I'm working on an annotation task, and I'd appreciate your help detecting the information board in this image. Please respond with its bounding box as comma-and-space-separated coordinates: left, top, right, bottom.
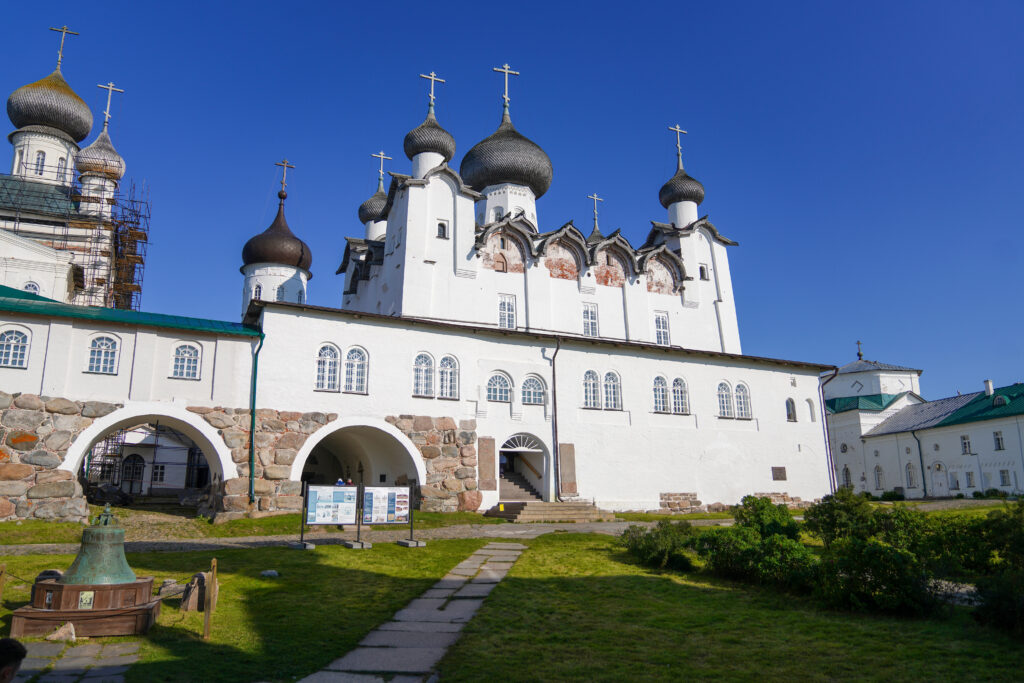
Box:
361, 487, 411, 524
306, 485, 358, 525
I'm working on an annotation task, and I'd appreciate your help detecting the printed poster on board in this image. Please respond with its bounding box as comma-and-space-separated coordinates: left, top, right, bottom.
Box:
306, 486, 358, 525
362, 487, 411, 524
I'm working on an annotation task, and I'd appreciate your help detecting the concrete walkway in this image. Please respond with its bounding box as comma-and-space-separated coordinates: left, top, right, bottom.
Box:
296, 542, 526, 682
15, 640, 139, 683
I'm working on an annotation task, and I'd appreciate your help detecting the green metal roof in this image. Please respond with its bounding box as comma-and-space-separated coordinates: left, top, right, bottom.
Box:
0, 285, 260, 338
825, 392, 906, 415
936, 384, 1024, 428
0, 175, 79, 218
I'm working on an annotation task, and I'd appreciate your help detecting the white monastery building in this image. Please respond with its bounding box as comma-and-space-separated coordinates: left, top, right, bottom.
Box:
0, 35, 835, 522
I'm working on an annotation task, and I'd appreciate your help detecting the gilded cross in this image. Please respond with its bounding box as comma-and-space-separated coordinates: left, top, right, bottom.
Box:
96, 82, 125, 128
493, 63, 520, 104
419, 71, 445, 104
587, 192, 604, 230
49, 25, 79, 71
371, 150, 392, 180
668, 124, 687, 167
856, 340, 863, 360
274, 159, 295, 192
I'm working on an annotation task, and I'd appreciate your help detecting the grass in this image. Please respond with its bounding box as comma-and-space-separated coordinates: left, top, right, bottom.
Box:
438, 534, 1024, 681
0, 505, 503, 545
1, 539, 485, 682
615, 511, 734, 522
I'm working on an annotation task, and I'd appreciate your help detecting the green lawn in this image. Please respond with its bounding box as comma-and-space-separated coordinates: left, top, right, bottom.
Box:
438, 534, 1024, 681
615, 511, 734, 522
1, 539, 485, 682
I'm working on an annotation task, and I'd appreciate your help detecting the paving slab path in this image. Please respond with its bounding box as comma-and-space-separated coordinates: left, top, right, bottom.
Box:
15, 640, 139, 683
296, 542, 528, 683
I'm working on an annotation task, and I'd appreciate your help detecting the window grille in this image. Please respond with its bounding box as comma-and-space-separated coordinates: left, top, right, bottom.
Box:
413, 353, 434, 396
583, 370, 600, 408
522, 377, 545, 405
34, 151, 45, 175
315, 345, 339, 391
172, 344, 200, 379
874, 465, 885, 490
654, 312, 670, 345
653, 377, 669, 413
672, 378, 689, 414
88, 336, 118, 374
582, 303, 599, 337
498, 294, 516, 329
735, 384, 752, 419
23, 282, 39, 294
994, 431, 1005, 451
961, 435, 971, 454
603, 373, 622, 410
0, 330, 29, 368
345, 348, 367, 393
254, 284, 262, 300
1000, 470, 1011, 486
906, 463, 917, 488
152, 464, 165, 483
487, 374, 511, 402
439, 356, 459, 399
717, 383, 734, 418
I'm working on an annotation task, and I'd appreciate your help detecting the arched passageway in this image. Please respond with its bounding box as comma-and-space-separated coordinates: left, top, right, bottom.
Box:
498, 433, 550, 501
294, 419, 425, 490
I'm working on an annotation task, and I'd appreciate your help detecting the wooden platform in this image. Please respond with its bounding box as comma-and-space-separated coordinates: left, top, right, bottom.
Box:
11, 601, 160, 638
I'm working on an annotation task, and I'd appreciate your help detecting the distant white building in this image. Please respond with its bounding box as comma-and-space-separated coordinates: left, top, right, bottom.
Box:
824, 353, 1024, 498
86, 425, 209, 497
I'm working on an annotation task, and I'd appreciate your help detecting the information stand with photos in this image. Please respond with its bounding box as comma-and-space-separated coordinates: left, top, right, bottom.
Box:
296, 483, 423, 549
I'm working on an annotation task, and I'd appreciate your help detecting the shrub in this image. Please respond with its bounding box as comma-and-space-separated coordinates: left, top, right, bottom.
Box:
692, 526, 761, 580
753, 534, 818, 592
973, 490, 986, 499
923, 514, 993, 578
984, 488, 1009, 499
879, 490, 905, 501
816, 537, 937, 615
974, 570, 1024, 634
955, 493, 965, 499
803, 487, 875, 548
619, 520, 696, 571
873, 506, 930, 555
732, 495, 800, 540
982, 499, 1024, 570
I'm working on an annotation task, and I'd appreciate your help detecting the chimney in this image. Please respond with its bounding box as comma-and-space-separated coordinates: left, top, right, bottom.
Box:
984, 379, 994, 396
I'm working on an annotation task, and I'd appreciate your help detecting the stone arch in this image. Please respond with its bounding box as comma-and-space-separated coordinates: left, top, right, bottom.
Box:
290, 416, 426, 487
60, 401, 235, 484
498, 432, 552, 501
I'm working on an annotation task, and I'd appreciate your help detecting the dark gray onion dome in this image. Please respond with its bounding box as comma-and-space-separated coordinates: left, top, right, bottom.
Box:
403, 104, 455, 161
75, 127, 125, 180
358, 178, 387, 224
7, 70, 93, 143
658, 164, 705, 208
459, 106, 553, 198
242, 191, 313, 272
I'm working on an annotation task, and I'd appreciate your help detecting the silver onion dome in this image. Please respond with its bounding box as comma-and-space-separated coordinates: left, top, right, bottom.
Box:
358, 178, 388, 224
404, 103, 455, 161
75, 127, 125, 180
7, 70, 93, 143
459, 105, 552, 198
242, 191, 313, 273
658, 165, 705, 208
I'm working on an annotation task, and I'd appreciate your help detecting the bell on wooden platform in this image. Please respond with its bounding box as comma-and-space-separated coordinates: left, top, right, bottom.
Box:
60, 504, 136, 585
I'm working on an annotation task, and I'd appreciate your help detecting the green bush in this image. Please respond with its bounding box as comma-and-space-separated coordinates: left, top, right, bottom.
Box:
974, 570, 1024, 634
873, 506, 930, 555
692, 526, 761, 580
817, 537, 937, 615
879, 490, 905, 501
692, 527, 817, 591
973, 490, 986, 499
984, 488, 1010, 499
803, 487, 875, 548
923, 514, 993, 578
732, 495, 800, 540
982, 499, 1024, 570
753, 534, 818, 592
619, 520, 696, 571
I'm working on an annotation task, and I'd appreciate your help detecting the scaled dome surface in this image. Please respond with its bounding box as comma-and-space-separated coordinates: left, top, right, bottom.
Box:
658, 166, 705, 208
75, 129, 125, 180
242, 192, 313, 273
459, 109, 552, 198
358, 184, 387, 224
404, 106, 455, 162
7, 70, 93, 142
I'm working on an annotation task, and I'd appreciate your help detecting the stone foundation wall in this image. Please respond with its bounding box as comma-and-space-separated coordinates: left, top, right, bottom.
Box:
752, 492, 813, 509
385, 415, 479, 513
0, 391, 119, 523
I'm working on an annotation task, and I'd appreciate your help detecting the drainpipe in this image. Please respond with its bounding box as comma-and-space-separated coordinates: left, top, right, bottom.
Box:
550, 338, 563, 501
912, 430, 928, 498
248, 333, 266, 504
819, 368, 839, 492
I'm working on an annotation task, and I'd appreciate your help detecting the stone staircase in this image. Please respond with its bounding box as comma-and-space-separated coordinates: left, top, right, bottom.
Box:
486, 473, 614, 522
498, 471, 542, 501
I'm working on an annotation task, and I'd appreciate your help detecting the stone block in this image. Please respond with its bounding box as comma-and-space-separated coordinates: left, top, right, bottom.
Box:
254, 478, 274, 495
420, 484, 448, 499
222, 495, 250, 511
278, 480, 302, 495
457, 430, 476, 444
0, 391, 11, 409
22, 450, 60, 468
231, 447, 248, 464
186, 406, 213, 414
425, 472, 445, 484
258, 495, 276, 511
435, 416, 457, 430
221, 430, 248, 449
257, 448, 275, 467
263, 465, 291, 480
464, 479, 478, 490
420, 445, 441, 459
0, 497, 14, 518
396, 418, 413, 431
6, 430, 39, 452
413, 416, 434, 432
3, 410, 47, 431
459, 419, 477, 431
262, 418, 286, 432
53, 414, 90, 432
27, 480, 75, 499
0, 462, 33, 480
31, 500, 65, 518
43, 430, 72, 451
14, 394, 44, 410
204, 411, 235, 429
63, 497, 88, 518
44, 398, 79, 415
279, 411, 302, 422
275, 448, 297, 465
36, 469, 72, 484
460, 445, 476, 458
81, 401, 117, 418
301, 412, 327, 425
328, 647, 448, 674
441, 445, 459, 458
443, 477, 461, 491
223, 478, 248, 495
276, 432, 306, 450
0, 480, 30, 496
454, 467, 475, 479
425, 431, 441, 446
458, 490, 483, 511
254, 432, 277, 448
254, 408, 278, 419
277, 495, 303, 510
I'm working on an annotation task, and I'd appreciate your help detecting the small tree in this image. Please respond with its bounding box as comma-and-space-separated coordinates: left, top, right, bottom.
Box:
732, 495, 800, 540
803, 486, 874, 548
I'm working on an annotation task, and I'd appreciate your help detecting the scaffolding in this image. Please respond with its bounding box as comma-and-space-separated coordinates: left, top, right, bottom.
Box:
0, 162, 150, 310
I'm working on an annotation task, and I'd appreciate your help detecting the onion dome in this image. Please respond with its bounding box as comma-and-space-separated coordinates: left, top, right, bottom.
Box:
75, 126, 125, 180
459, 104, 553, 198
7, 69, 93, 142
658, 160, 705, 208
358, 177, 388, 224
241, 191, 312, 273
404, 103, 455, 162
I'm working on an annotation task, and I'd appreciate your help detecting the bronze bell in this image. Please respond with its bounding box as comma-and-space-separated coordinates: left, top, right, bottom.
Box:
60, 504, 137, 585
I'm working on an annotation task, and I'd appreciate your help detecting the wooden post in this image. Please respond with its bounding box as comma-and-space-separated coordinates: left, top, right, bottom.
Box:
202, 558, 217, 640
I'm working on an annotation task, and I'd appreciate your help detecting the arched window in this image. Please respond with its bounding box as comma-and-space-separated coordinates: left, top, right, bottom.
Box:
487, 374, 511, 402
34, 151, 45, 175
297, 290, 304, 304
672, 378, 689, 414
0, 330, 29, 368
23, 282, 39, 294
276, 287, 287, 302
121, 454, 145, 495
905, 462, 917, 488
604, 372, 622, 410
413, 353, 434, 397
785, 398, 797, 422
806, 398, 817, 422
842, 465, 852, 488
583, 370, 600, 408
315, 345, 339, 391
57, 157, 66, 181
344, 348, 367, 393
439, 356, 459, 399
87, 336, 118, 374
253, 284, 262, 300
717, 383, 734, 418
735, 384, 752, 419
874, 465, 885, 490
492, 207, 503, 222
172, 344, 200, 379
522, 377, 545, 405
653, 376, 669, 413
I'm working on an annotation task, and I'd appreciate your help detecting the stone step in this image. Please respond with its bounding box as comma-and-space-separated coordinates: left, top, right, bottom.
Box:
483, 500, 612, 523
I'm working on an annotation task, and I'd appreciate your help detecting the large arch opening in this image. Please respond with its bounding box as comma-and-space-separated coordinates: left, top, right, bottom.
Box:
498, 433, 550, 502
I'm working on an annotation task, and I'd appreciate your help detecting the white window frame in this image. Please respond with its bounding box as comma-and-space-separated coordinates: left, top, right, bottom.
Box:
253, 284, 262, 300
498, 294, 516, 329
344, 347, 368, 394
0, 327, 30, 369
582, 303, 599, 337
170, 342, 201, 380
966, 471, 976, 488
152, 464, 166, 483
522, 376, 545, 406
1000, 469, 1011, 487
717, 382, 734, 418
413, 353, 435, 397
439, 355, 459, 400
653, 376, 669, 413
315, 344, 340, 392
23, 281, 39, 295
34, 150, 45, 176
671, 378, 689, 414
785, 398, 797, 422
487, 373, 512, 403
583, 370, 600, 409
994, 431, 1005, 451
874, 465, 885, 490
735, 384, 752, 420
905, 463, 917, 488
654, 311, 670, 345
57, 156, 66, 181
86, 335, 120, 375
960, 435, 971, 455
603, 372, 622, 411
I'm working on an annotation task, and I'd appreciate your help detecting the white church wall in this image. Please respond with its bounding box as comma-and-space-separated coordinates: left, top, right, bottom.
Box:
10, 130, 78, 185
0, 230, 75, 302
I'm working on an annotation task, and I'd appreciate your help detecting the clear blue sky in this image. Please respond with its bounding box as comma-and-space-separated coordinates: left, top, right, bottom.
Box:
5, 1, 1022, 400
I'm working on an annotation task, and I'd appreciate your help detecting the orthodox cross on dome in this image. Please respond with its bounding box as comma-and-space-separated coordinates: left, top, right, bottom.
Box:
96, 82, 125, 129
856, 340, 863, 360
419, 71, 445, 105
371, 150, 392, 180
49, 25, 79, 71
493, 63, 520, 105
274, 159, 295, 193
668, 124, 687, 169
587, 192, 604, 231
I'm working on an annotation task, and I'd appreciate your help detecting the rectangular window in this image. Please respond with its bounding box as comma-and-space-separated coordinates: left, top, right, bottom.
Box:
498, 294, 516, 329
950, 473, 960, 490
654, 312, 670, 345
1000, 470, 1011, 487
771, 467, 787, 481
582, 303, 599, 337
152, 464, 165, 483
960, 435, 971, 455
966, 471, 975, 488
994, 431, 1005, 451
437, 221, 448, 239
